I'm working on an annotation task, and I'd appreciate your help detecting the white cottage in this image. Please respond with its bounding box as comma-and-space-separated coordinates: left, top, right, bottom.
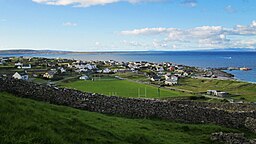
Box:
79, 75, 89, 80
12, 72, 29, 80
164, 75, 178, 85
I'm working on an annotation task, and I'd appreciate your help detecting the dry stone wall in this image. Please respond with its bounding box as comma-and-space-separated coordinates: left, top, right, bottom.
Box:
0, 78, 256, 131
211, 132, 256, 144
245, 117, 256, 133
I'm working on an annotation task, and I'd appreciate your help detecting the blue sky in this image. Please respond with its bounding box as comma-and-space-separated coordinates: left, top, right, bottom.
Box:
0, 0, 256, 51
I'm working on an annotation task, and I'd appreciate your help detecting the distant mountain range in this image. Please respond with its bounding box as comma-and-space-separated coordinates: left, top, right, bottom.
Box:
0, 48, 255, 54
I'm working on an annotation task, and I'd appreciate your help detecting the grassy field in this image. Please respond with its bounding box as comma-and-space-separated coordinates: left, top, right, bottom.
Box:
60, 79, 192, 98
31, 78, 49, 84
172, 78, 256, 102
2, 92, 256, 144
114, 72, 149, 82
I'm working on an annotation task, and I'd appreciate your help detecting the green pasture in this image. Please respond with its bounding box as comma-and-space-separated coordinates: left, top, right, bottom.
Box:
1, 92, 255, 144
60, 78, 192, 98
173, 78, 256, 102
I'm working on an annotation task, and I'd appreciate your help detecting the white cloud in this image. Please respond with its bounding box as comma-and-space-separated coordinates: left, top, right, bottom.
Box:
32, 0, 162, 7
121, 28, 178, 35
181, 0, 197, 8
122, 40, 147, 47
121, 20, 256, 49
231, 21, 256, 35
95, 41, 100, 46
225, 5, 236, 13
63, 22, 77, 26
251, 21, 256, 27
152, 39, 168, 48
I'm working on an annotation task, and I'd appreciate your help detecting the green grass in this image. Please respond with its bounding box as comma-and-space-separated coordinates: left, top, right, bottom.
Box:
1, 92, 255, 144
172, 78, 256, 102
31, 78, 49, 84
0, 65, 15, 68
114, 72, 149, 81
60, 79, 191, 98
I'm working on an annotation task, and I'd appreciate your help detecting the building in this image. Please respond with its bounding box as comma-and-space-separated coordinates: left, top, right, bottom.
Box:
22, 64, 31, 69
207, 90, 229, 97
85, 64, 97, 70
164, 75, 178, 85
59, 67, 66, 73
79, 75, 89, 80
15, 62, 23, 66
168, 66, 175, 71
43, 71, 56, 79
157, 67, 164, 72
12, 72, 29, 80
103, 68, 111, 73
0, 59, 4, 65
150, 75, 161, 81
15, 62, 23, 69
183, 72, 189, 77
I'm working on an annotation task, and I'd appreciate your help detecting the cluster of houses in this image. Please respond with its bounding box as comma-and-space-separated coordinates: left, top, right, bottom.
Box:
1, 57, 204, 87
14, 62, 32, 69
0, 57, 11, 65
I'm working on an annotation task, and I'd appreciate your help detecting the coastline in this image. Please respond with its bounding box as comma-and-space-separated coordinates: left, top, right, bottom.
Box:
0, 51, 255, 83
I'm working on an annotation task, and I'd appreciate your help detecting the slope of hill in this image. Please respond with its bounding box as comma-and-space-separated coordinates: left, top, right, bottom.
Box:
1, 92, 255, 144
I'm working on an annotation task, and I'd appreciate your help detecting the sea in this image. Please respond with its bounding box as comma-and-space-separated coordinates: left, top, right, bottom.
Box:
0, 51, 255, 83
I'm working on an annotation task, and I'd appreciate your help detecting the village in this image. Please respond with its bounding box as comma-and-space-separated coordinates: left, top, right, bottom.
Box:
0, 56, 247, 100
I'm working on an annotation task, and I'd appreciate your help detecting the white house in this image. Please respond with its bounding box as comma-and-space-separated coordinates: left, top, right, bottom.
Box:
15, 62, 23, 66
79, 75, 89, 80
150, 75, 161, 81
43, 71, 56, 79
207, 90, 228, 97
59, 67, 66, 73
157, 67, 164, 72
165, 75, 178, 85
12, 72, 29, 80
79, 68, 87, 72
22, 64, 31, 69
74, 64, 86, 69
164, 74, 171, 80
103, 68, 111, 73
85, 64, 97, 70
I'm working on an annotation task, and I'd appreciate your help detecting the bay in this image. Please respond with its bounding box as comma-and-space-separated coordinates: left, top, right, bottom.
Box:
1, 51, 255, 83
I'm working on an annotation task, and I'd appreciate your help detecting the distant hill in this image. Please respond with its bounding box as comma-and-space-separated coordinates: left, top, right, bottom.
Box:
196, 48, 256, 52
0, 49, 72, 54
0, 48, 255, 55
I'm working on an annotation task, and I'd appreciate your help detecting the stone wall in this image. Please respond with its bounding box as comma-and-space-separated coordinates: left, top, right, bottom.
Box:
0, 78, 256, 130
211, 132, 256, 144
245, 117, 256, 133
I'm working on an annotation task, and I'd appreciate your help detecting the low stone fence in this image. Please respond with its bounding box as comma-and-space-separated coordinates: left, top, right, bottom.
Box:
0, 78, 256, 131
245, 117, 256, 133
211, 132, 256, 144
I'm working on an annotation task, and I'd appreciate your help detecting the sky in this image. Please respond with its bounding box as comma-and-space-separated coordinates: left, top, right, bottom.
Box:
0, 0, 256, 51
